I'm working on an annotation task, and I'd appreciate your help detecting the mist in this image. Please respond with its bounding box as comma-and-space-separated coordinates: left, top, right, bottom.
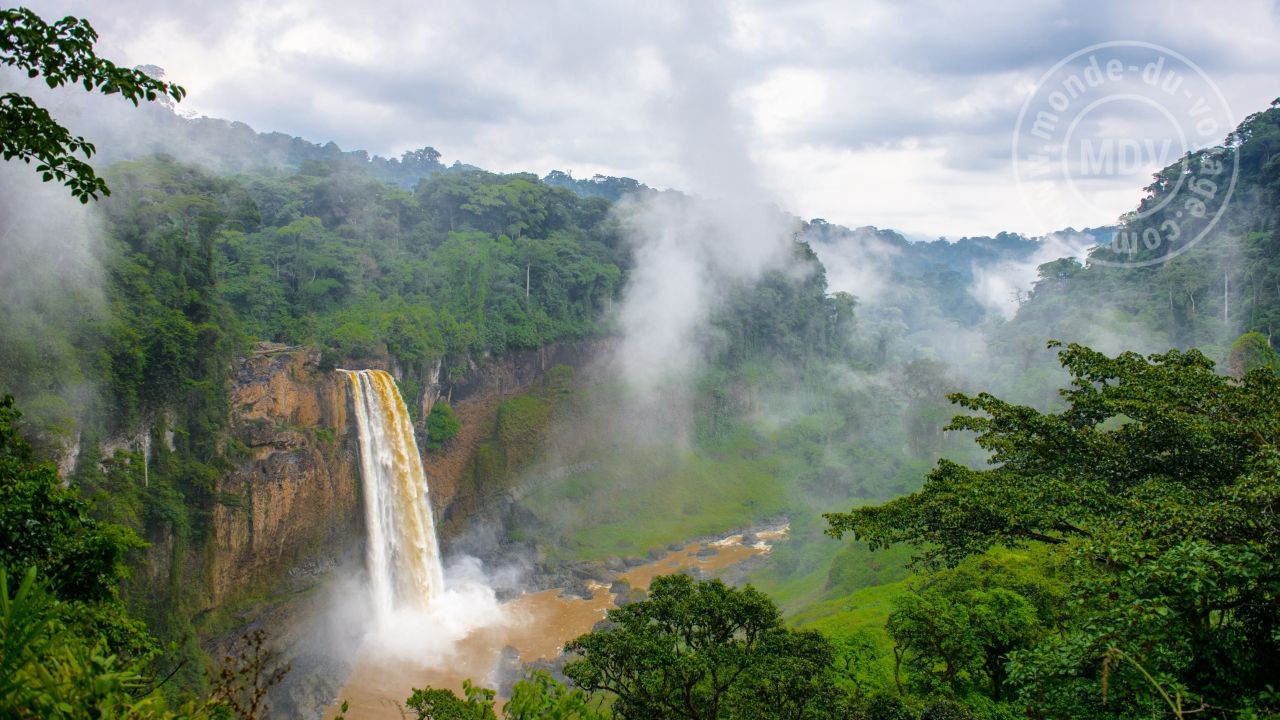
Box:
359, 556, 511, 664
967, 231, 1096, 318
0, 161, 107, 444
0, 166, 103, 304
606, 4, 797, 440
808, 225, 903, 305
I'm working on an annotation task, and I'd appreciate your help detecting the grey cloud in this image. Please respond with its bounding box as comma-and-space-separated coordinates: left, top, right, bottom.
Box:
17, 0, 1280, 237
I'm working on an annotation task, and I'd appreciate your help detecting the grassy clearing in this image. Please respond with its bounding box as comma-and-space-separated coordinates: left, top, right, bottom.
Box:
498, 371, 926, 657
520, 444, 788, 563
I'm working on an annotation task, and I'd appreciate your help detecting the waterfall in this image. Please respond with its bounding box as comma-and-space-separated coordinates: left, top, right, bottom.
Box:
342, 369, 445, 619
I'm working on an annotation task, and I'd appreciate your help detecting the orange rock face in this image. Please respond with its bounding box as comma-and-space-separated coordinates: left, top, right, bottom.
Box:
208, 344, 362, 610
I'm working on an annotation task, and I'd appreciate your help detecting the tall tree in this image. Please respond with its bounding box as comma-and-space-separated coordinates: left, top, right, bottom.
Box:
565, 574, 845, 720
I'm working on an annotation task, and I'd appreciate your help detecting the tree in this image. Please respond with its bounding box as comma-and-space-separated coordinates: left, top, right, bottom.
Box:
900, 359, 953, 458
1227, 331, 1280, 377
406, 681, 497, 720
503, 671, 604, 720
0, 395, 153, 659
427, 402, 461, 449
726, 627, 846, 720
406, 672, 603, 720
564, 574, 845, 720
828, 630, 881, 700
0, 7, 185, 201
885, 553, 1064, 701
826, 343, 1280, 717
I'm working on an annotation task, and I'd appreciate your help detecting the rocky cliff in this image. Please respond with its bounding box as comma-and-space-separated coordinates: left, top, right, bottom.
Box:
195, 339, 603, 717
420, 341, 605, 538
194, 344, 365, 719
209, 343, 363, 609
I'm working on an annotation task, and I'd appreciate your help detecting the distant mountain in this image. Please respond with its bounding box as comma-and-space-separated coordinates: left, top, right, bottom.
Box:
999, 99, 1280, 356
803, 219, 1115, 329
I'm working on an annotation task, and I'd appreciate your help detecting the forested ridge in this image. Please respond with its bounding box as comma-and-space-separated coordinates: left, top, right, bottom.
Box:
3, 20, 1280, 717
1000, 100, 1280, 355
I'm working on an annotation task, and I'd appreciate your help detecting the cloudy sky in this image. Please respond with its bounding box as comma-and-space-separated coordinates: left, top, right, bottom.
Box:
20, 0, 1280, 238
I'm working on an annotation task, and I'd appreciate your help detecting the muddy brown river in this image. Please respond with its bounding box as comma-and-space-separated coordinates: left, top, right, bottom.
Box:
326, 527, 787, 718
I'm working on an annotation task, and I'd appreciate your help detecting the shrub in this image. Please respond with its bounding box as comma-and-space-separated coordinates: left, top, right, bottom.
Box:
426, 402, 461, 450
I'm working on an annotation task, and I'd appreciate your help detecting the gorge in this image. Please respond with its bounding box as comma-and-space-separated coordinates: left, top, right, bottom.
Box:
329, 364, 794, 718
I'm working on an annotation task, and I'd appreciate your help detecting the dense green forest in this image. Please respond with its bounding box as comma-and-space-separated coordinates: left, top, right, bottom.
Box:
3, 156, 629, 436
996, 101, 1280, 357
3, 8, 1280, 716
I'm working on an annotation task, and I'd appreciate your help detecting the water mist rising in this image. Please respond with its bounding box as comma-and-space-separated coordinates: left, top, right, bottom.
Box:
342, 369, 445, 619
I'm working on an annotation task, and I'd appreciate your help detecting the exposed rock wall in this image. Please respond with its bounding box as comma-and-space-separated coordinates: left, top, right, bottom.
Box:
199, 340, 603, 719
209, 344, 362, 608
207, 339, 605, 609
422, 341, 605, 524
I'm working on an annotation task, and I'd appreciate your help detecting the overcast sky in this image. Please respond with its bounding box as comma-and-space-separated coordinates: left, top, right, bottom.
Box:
21, 0, 1280, 238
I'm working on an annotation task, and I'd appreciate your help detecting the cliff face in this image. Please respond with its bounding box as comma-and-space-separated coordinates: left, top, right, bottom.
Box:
199, 340, 603, 718
207, 339, 604, 608
209, 344, 362, 609
421, 341, 604, 531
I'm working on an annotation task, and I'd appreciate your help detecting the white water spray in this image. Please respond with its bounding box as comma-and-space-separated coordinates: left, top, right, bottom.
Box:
342, 369, 445, 621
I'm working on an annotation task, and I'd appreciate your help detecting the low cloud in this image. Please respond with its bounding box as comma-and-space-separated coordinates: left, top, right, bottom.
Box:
968, 232, 1096, 319
606, 4, 796, 441
808, 225, 903, 304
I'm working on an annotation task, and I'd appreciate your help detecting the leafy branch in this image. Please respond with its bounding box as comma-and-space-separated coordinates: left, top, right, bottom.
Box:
0, 7, 186, 201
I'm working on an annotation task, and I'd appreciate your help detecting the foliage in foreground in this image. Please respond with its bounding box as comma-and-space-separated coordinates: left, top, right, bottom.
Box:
404, 671, 603, 720
0, 395, 153, 661
0, 565, 166, 719
564, 574, 845, 720
0, 395, 294, 718
827, 343, 1280, 718
413, 574, 903, 720
0, 7, 185, 201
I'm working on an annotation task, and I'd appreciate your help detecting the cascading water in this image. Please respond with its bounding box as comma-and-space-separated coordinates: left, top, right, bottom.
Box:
342, 369, 445, 621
